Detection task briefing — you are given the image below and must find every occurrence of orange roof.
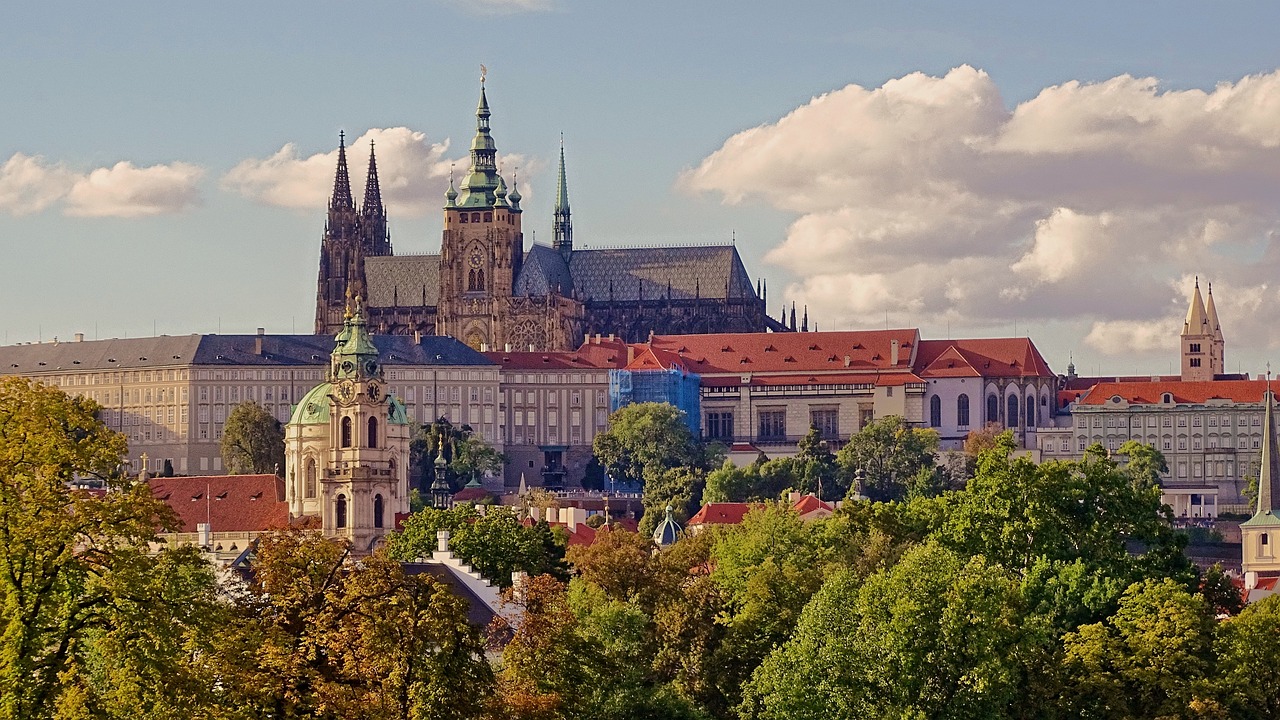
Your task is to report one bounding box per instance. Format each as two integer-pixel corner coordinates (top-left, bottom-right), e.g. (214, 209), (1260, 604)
(791, 494), (833, 515)
(1078, 379), (1278, 406)
(687, 502), (762, 527)
(483, 347), (619, 371)
(647, 330), (921, 376)
(701, 371), (922, 388)
(151, 474), (289, 534)
(914, 338), (1056, 379)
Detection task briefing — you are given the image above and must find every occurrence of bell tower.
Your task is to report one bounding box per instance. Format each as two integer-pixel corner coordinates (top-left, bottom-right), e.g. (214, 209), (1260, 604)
(287, 295), (411, 553)
(437, 77), (524, 350)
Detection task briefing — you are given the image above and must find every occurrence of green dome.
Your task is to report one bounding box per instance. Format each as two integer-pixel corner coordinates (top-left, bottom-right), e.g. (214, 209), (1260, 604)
(289, 383), (332, 425)
(386, 395), (411, 425)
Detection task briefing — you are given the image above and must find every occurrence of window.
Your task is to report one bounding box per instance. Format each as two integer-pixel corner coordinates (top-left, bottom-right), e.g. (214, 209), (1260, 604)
(460, 213), (469, 223)
(1190, 358), (1201, 367)
(706, 412), (734, 441)
(758, 410), (786, 440)
(341, 417), (353, 448)
(859, 407), (874, 429)
(1026, 396), (1036, 427)
(957, 394), (970, 427)
(305, 458), (317, 499)
(987, 394), (999, 423)
(1006, 396), (1019, 429)
(1190, 343), (1201, 353)
(929, 396), (942, 428)
(368, 417), (378, 449)
(1078, 437), (1087, 451)
(336, 494), (347, 528)
(374, 495), (384, 529)
(467, 269), (485, 292)
(811, 409), (839, 439)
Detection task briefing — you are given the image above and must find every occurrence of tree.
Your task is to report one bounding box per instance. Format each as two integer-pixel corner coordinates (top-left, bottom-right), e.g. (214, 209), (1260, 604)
(741, 542), (1027, 720)
(221, 401), (285, 475)
(410, 419), (505, 494)
(0, 377), (218, 720)
(593, 403), (702, 487)
(388, 505), (567, 588)
(640, 466), (707, 536)
(1212, 595), (1280, 719)
(835, 416), (940, 502)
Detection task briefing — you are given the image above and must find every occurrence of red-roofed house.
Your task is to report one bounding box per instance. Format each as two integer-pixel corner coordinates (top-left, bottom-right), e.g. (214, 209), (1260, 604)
(1068, 379), (1280, 514)
(913, 338), (1059, 450)
(150, 474), (290, 562)
(686, 502), (760, 533)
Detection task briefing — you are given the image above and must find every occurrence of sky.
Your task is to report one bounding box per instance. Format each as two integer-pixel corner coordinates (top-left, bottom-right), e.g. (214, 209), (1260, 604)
(5, 1), (1280, 377)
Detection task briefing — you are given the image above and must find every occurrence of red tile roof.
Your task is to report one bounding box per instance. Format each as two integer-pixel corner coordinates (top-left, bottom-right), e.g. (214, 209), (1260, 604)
(687, 502), (762, 527)
(791, 494), (833, 515)
(647, 330), (921, 376)
(151, 474), (289, 533)
(700, 371), (922, 388)
(1078, 380), (1277, 406)
(914, 338), (1056, 379)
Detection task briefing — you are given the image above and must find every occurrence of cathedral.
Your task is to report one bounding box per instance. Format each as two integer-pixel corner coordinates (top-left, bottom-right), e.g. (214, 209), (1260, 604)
(314, 80), (784, 350)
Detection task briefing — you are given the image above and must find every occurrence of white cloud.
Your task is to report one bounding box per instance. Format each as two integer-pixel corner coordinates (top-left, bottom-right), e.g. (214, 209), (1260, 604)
(0, 153), (203, 218)
(64, 161), (203, 218)
(223, 127), (535, 218)
(684, 66), (1280, 356)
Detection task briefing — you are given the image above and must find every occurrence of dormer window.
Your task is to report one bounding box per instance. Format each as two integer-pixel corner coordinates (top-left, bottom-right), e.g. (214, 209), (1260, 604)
(1163, 393), (1173, 404)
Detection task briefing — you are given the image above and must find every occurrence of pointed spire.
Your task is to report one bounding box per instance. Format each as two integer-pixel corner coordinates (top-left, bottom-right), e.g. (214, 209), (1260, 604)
(445, 164), (458, 208)
(1205, 281), (1222, 333)
(508, 168), (522, 211)
(1247, 381), (1280, 525)
(330, 131), (354, 211)
(1184, 276), (1208, 333)
(802, 305), (809, 332)
(456, 79), (502, 208)
(789, 302), (797, 332)
(553, 135), (573, 259)
(362, 140), (384, 215)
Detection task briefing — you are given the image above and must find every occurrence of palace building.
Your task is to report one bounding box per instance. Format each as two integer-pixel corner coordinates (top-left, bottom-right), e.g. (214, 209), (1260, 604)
(314, 79), (782, 351)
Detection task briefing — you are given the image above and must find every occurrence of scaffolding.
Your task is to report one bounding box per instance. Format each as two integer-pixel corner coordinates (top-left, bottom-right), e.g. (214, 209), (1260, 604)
(609, 366), (702, 435)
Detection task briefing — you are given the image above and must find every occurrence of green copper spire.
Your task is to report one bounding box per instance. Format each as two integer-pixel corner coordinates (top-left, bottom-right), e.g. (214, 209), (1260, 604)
(508, 170), (522, 212)
(553, 136), (573, 259)
(1244, 384), (1280, 527)
(444, 165), (458, 208)
(329, 294), (381, 382)
(456, 80), (504, 208)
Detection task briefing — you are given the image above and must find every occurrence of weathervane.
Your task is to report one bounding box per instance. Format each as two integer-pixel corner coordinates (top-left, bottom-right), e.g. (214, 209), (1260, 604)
(480, 64), (487, 84)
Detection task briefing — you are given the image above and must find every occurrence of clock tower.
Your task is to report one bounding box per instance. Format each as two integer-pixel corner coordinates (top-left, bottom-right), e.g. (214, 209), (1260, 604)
(286, 295), (412, 553)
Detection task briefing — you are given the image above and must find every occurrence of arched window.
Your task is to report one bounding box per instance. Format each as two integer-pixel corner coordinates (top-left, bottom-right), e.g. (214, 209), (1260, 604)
(483, 212), (492, 222)
(987, 394), (999, 424)
(459, 213), (469, 224)
(1007, 395), (1019, 429)
(368, 416), (379, 449)
(336, 494), (347, 529)
(957, 394), (970, 427)
(1026, 396), (1036, 427)
(467, 268), (485, 292)
(388, 456), (397, 479)
(471, 212), (480, 223)
(304, 458), (317, 499)
(374, 494), (384, 529)
(929, 395), (941, 428)
(340, 416), (352, 448)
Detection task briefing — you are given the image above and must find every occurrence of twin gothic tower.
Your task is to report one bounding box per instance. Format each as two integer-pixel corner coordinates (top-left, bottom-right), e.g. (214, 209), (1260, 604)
(314, 79), (781, 350)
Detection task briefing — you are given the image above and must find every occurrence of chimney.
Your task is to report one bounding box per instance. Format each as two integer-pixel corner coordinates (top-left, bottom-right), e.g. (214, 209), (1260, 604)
(480, 342), (489, 352)
(1246, 571), (1259, 591)
(254, 327), (265, 356)
(436, 529), (451, 554)
(528, 344), (536, 352)
(844, 355), (852, 368)
(608, 333), (615, 342)
(74, 332), (84, 343)
(545, 507), (557, 523)
(788, 491), (800, 504)
(890, 339), (899, 366)
(197, 522), (211, 549)
(626, 345), (635, 364)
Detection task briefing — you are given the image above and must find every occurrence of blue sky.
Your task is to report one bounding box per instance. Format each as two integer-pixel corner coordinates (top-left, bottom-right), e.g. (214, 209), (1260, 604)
(6, 1), (1280, 376)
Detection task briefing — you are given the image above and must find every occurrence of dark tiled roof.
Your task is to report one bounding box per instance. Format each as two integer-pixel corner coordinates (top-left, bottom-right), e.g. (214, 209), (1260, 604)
(514, 244), (574, 297)
(365, 255), (439, 308)
(0, 334), (494, 373)
(569, 245), (756, 301)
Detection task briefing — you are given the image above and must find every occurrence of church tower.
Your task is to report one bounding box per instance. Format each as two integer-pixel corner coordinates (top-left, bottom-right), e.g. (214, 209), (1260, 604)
(1180, 278), (1217, 381)
(1242, 386), (1280, 576)
(553, 138), (572, 260)
(436, 79), (526, 350)
(1205, 281), (1225, 376)
(287, 296), (412, 553)
(315, 135), (391, 334)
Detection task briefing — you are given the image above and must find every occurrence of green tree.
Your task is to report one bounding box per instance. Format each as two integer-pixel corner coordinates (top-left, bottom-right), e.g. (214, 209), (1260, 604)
(741, 542), (1028, 720)
(593, 402), (702, 487)
(388, 505), (567, 587)
(221, 400), (285, 475)
(835, 415), (940, 501)
(640, 466), (707, 536)
(1060, 578), (1217, 719)
(1212, 594), (1280, 719)
(0, 377), (217, 720)
(410, 419), (506, 494)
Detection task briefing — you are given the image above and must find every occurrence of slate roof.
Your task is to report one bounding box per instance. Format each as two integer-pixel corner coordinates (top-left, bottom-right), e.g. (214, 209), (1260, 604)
(514, 244), (574, 297)
(151, 474), (289, 533)
(0, 334), (493, 373)
(365, 254), (440, 308)
(569, 245), (756, 301)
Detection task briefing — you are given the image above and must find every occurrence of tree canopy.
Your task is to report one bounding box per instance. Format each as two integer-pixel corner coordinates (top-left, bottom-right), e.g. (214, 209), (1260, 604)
(221, 400), (286, 475)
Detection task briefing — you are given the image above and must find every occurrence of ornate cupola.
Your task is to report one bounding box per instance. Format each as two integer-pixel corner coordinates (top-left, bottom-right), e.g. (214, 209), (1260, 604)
(286, 294), (411, 553)
(456, 77), (504, 208)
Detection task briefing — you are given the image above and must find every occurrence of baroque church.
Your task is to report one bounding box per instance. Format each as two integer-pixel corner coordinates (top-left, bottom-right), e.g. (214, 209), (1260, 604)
(314, 80), (784, 351)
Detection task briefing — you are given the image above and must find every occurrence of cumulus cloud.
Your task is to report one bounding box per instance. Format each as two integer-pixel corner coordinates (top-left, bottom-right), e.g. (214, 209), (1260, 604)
(683, 66), (1280, 357)
(0, 153), (202, 218)
(223, 127), (534, 218)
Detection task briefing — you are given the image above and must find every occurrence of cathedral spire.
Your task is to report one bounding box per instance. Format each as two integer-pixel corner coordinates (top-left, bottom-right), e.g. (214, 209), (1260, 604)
(456, 79), (502, 208)
(1206, 281), (1222, 334)
(362, 140), (384, 216)
(361, 140), (391, 256)
(553, 136), (573, 259)
(1184, 276), (1208, 333)
(330, 131), (354, 212)
(1245, 383), (1280, 527)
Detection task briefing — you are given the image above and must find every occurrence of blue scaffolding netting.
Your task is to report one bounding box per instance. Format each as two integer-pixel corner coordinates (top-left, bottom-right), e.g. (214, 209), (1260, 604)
(609, 366), (702, 436)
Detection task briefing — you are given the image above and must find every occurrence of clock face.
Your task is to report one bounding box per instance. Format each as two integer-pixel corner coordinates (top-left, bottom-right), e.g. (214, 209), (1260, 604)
(367, 382), (382, 402)
(469, 249), (483, 268)
(336, 381), (356, 404)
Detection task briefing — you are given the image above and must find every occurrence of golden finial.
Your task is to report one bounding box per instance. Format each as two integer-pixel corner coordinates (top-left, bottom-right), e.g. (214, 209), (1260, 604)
(344, 285), (354, 319)
(480, 64), (487, 84)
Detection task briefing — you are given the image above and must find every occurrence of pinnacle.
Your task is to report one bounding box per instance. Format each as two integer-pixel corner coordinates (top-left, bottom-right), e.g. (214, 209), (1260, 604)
(330, 132), (354, 211)
(362, 140), (384, 216)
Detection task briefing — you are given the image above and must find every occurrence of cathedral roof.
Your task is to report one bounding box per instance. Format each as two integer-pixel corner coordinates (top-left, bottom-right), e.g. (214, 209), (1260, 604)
(569, 245), (755, 302)
(365, 255), (440, 308)
(514, 244), (574, 297)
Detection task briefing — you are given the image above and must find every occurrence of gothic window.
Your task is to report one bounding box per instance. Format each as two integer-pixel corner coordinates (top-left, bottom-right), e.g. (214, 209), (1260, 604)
(336, 494), (347, 529)
(1190, 358), (1201, 367)
(467, 269), (485, 292)
(509, 320), (546, 352)
(1006, 395), (1019, 429)
(957, 394), (970, 427)
(304, 458), (317, 499)
(1026, 396), (1036, 427)
(929, 396), (941, 428)
(340, 417), (352, 448)
(1190, 343), (1201, 353)
(368, 417), (378, 449)
(987, 394), (999, 424)
(374, 494), (384, 529)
